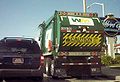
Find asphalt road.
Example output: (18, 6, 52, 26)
(0, 77, 116, 82)
(1, 66, 120, 82)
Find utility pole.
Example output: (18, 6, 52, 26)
(83, 0, 87, 13)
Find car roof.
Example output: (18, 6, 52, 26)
(1, 37, 36, 43)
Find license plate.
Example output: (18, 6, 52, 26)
(12, 58, 24, 64)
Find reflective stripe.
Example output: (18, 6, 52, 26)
(61, 29, 102, 33)
(95, 31, 99, 33)
(76, 30, 81, 32)
(67, 30, 71, 32)
(86, 31, 90, 33)
(62, 63, 98, 65)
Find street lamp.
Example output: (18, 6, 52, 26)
(87, 2, 105, 17)
(83, 0, 87, 13)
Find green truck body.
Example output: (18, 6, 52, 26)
(39, 11, 104, 78)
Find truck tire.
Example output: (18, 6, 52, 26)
(45, 58, 52, 76)
(50, 60, 54, 76)
(50, 60, 58, 79)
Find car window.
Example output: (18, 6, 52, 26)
(0, 40, 40, 54)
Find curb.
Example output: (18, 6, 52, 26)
(101, 73, 115, 80)
(115, 76, 120, 82)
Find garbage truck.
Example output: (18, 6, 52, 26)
(38, 11, 104, 78)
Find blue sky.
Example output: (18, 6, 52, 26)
(0, 0, 120, 43)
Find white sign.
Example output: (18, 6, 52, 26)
(68, 16, 94, 26)
(45, 28, 52, 48)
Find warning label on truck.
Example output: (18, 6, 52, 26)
(61, 33, 102, 47)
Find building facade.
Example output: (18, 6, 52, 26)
(115, 44, 120, 55)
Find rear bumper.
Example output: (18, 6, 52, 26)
(0, 66, 43, 78)
(91, 73, 102, 76)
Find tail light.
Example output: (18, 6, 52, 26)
(40, 55, 44, 65)
(91, 52, 97, 56)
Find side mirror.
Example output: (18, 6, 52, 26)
(38, 37, 41, 41)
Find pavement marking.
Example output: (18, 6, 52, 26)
(115, 76, 120, 82)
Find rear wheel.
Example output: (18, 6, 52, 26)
(50, 60, 55, 76)
(50, 60, 58, 79)
(45, 58, 52, 76)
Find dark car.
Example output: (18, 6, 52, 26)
(0, 37, 44, 80)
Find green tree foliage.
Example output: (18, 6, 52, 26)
(113, 55, 120, 64)
(101, 54, 120, 66)
(101, 55, 113, 66)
